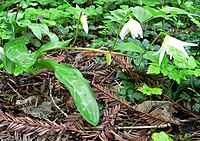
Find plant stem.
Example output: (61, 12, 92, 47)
(112, 10, 131, 50)
(65, 47, 142, 59)
(137, 32, 164, 67)
(70, 11, 83, 49)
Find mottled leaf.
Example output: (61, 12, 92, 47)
(4, 37, 37, 69)
(55, 64, 99, 126)
(37, 59, 99, 126)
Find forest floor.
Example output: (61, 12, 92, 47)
(0, 49, 200, 141)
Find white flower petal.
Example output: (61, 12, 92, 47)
(120, 22, 130, 40)
(153, 49, 161, 56)
(181, 41, 198, 47)
(158, 47, 166, 66)
(0, 47, 3, 53)
(80, 13, 88, 34)
(155, 35, 198, 66)
(119, 17, 143, 40)
(176, 45, 189, 58)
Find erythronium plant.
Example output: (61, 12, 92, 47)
(0, 37, 100, 126)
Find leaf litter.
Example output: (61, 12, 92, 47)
(0, 50, 199, 141)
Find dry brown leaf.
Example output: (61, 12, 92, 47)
(135, 101, 179, 124)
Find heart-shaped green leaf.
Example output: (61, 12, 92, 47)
(132, 6, 152, 23)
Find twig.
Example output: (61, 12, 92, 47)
(7, 83, 24, 99)
(49, 79, 68, 117)
(115, 123, 171, 130)
(84, 123, 171, 130)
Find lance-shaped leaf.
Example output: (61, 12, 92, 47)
(55, 64, 99, 126)
(37, 60, 99, 126)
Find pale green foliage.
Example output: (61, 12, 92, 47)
(152, 131, 173, 141)
(137, 84, 162, 95)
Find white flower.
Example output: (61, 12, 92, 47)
(120, 17, 143, 40)
(0, 47, 3, 53)
(154, 35, 198, 66)
(80, 12, 88, 34)
(0, 47, 4, 60)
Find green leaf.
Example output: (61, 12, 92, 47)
(188, 15, 200, 28)
(38, 0, 54, 5)
(194, 69, 200, 77)
(152, 131, 173, 141)
(161, 6, 188, 15)
(132, 6, 152, 23)
(143, 51, 159, 62)
(37, 60, 99, 126)
(38, 24, 58, 42)
(139, 0, 160, 6)
(137, 84, 162, 95)
(144, 6, 166, 17)
(4, 37, 37, 69)
(0, 0, 20, 12)
(193, 103, 200, 112)
(73, 0, 87, 4)
(36, 39, 72, 58)
(17, 20, 58, 42)
(0, 48, 15, 74)
(28, 23, 42, 40)
(132, 92, 144, 100)
(35, 59, 58, 71)
(13, 66, 24, 76)
(187, 57, 197, 69)
(168, 69, 181, 84)
(161, 68, 168, 76)
(147, 63, 160, 74)
(55, 64, 99, 126)
(36, 60, 99, 126)
(115, 42, 144, 53)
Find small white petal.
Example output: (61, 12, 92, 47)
(80, 13, 88, 34)
(158, 47, 166, 66)
(181, 41, 198, 47)
(171, 44, 189, 58)
(0, 47, 3, 53)
(129, 19, 143, 38)
(120, 22, 130, 40)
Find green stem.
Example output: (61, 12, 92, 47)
(137, 32, 165, 67)
(65, 47, 142, 59)
(70, 11, 83, 49)
(190, 76, 200, 96)
(112, 10, 131, 50)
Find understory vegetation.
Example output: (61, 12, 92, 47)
(0, 0, 200, 140)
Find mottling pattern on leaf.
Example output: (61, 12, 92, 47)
(4, 37, 37, 69)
